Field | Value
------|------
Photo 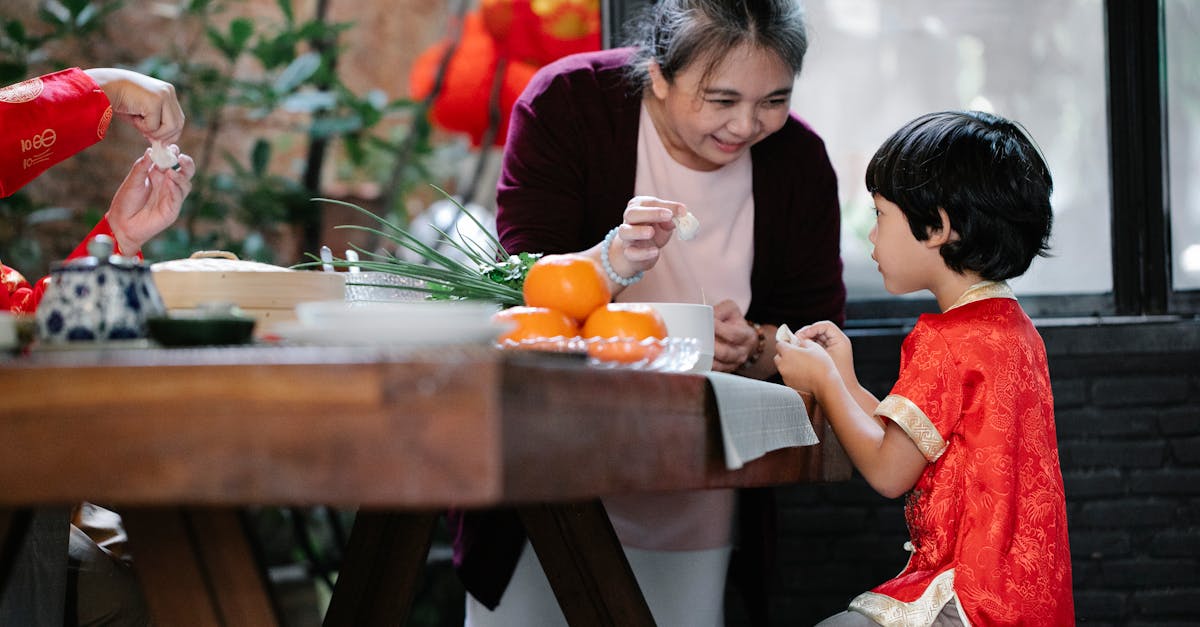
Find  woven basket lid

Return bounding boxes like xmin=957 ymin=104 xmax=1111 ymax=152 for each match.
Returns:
xmin=151 ymin=251 xmax=345 ymax=311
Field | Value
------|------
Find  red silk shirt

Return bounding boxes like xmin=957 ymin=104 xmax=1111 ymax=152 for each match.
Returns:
xmin=0 ymin=67 xmax=112 ymax=198
xmin=850 ymin=282 xmax=1074 ymax=626
xmin=1 ymin=68 xmax=120 ymax=313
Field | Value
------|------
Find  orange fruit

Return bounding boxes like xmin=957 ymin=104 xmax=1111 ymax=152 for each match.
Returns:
xmin=522 ymin=254 xmax=611 ymax=322
xmin=581 ymin=303 xmax=668 ymax=363
xmin=492 ymin=306 xmax=579 ymax=350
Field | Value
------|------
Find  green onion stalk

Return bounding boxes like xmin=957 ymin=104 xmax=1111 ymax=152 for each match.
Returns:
xmin=296 ymin=188 xmax=538 ymax=307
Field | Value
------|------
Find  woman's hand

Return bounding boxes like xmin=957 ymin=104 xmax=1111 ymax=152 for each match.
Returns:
xmin=106 ymin=146 xmax=195 ymax=255
xmin=84 ymin=68 xmax=185 ymax=145
xmin=711 ymin=299 xmax=760 ymax=373
xmin=606 ymin=196 xmax=687 ymax=278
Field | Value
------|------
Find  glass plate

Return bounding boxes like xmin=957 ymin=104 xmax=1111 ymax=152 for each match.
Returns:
xmin=496 ymin=336 xmax=700 ymax=372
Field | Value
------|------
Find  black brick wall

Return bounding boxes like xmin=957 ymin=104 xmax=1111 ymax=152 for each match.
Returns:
xmin=755 ymin=318 xmax=1200 ymax=625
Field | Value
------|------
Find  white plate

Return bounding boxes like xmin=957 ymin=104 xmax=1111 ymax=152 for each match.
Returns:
xmin=295 ymin=299 xmax=501 ymax=328
xmin=272 ymin=319 xmax=505 ymax=346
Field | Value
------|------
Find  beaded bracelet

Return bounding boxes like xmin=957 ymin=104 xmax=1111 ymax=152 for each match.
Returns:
xmin=740 ymin=321 xmax=766 ymax=370
xmin=600 ymin=226 xmax=644 ymax=287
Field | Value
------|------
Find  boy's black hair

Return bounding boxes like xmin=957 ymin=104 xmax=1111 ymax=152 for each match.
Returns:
xmin=865 ymin=111 xmax=1054 ymax=281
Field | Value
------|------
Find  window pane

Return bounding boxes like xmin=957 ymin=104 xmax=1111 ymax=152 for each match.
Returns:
xmin=1167 ymin=0 xmax=1200 ymax=291
xmin=792 ymin=0 xmax=1111 ymax=301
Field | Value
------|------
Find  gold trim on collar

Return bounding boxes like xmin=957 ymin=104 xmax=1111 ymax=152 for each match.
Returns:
xmin=876 ymin=395 xmax=946 ymax=462
xmin=946 ymin=281 xmax=1014 ymax=312
xmin=848 ymin=569 xmax=957 ymax=626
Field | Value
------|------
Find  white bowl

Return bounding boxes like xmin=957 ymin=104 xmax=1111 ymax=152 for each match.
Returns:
xmin=637 ymin=302 xmax=714 ymax=373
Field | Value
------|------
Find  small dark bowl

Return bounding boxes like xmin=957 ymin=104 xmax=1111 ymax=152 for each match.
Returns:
xmin=147 ymin=315 xmax=256 ymax=347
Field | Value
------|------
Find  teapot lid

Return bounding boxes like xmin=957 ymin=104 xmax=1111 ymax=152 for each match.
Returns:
xmin=54 ymin=234 xmax=143 ymax=270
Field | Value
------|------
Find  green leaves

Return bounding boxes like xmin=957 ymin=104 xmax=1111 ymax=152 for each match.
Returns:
xmin=300 ymin=193 xmax=535 ymax=307
xmin=207 ymin=17 xmax=254 ymax=62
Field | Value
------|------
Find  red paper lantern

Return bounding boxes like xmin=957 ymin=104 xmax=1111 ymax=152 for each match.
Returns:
xmin=409 ymin=12 xmax=539 ymax=147
xmin=481 ymin=0 xmax=600 ymax=66
xmin=531 ymin=0 xmax=601 ymax=61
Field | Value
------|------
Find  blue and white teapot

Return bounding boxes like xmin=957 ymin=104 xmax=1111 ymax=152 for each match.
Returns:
xmin=35 ymin=235 xmax=166 ymax=343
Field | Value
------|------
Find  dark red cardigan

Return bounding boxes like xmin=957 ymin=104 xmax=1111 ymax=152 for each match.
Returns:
xmin=454 ymin=47 xmax=847 ymax=624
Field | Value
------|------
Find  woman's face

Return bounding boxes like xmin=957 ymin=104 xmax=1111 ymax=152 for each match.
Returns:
xmin=647 ymin=43 xmax=794 ymax=171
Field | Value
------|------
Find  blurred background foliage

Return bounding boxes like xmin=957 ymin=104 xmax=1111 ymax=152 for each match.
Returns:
xmin=0 ymin=0 xmax=455 ymax=274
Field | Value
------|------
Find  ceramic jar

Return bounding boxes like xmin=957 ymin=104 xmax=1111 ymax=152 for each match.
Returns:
xmin=36 ymin=235 xmax=166 ymax=343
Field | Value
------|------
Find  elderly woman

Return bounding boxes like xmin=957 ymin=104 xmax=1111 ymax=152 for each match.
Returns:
xmin=453 ymin=1 xmax=846 ymax=625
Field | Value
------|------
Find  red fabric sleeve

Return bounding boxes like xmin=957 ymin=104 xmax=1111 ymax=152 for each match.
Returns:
xmin=5 ymin=217 xmax=135 ymax=314
xmin=1 ymin=263 xmax=34 ymax=314
xmin=0 ymin=68 xmax=112 ymax=198
xmin=65 ymin=215 xmax=133 ymax=260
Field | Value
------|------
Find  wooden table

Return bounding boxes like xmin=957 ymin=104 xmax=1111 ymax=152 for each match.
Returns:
xmin=0 ymin=345 xmax=850 ymax=626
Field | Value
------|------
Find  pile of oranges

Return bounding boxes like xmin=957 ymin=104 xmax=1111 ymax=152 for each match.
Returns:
xmin=492 ymin=254 xmax=667 ymax=363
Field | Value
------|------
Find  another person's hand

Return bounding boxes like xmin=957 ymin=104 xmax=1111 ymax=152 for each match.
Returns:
xmin=106 ymin=146 xmax=195 ymax=255
xmin=712 ymin=299 xmax=760 ymax=372
xmin=607 ymin=196 xmax=687 ymax=277
xmin=83 ymin=68 xmax=185 ymax=145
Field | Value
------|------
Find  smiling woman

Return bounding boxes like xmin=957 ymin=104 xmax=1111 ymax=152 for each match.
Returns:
xmin=642 ymin=43 xmax=795 ymax=171
xmin=464 ymin=0 xmax=847 ymax=624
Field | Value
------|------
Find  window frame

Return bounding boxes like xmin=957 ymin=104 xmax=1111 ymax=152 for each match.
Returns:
xmin=601 ymin=0 xmax=1192 ymax=322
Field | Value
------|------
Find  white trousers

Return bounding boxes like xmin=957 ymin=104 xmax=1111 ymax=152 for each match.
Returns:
xmin=465 ymin=540 xmax=731 ymax=627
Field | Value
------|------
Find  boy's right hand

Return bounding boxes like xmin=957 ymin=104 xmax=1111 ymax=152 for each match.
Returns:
xmin=796 ymin=321 xmax=854 ymax=374
xmin=775 ymin=339 xmax=840 ymax=400
xmin=776 ymin=320 xmax=858 ymax=400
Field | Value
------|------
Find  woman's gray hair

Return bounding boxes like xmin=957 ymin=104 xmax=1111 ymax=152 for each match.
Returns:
xmin=623 ymin=0 xmax=808 ymax=89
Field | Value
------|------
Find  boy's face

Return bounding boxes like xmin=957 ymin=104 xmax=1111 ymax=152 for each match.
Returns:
xmin=646 ymin=43 xmax=793 ymax=172
xmin=868 ymin=194 xmax=945 ymax=295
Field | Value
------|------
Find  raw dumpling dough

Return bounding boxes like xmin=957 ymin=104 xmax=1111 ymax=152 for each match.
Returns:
xmin=674 ymin=211 xmax=700 ymax=240
xmin=150 ymin=140 xmax=180 ymax=171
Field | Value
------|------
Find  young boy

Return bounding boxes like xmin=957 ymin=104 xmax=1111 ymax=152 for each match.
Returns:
xmin=775 ymin=111 xmax=1073 ymax=626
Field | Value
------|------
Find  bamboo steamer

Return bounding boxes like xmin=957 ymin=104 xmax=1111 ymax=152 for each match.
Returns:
xmin=151 ymin=251 xmax=345 ymax=334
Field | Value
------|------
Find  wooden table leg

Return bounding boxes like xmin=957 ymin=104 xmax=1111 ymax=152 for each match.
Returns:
xmin=518 ymin=500 xmax=656 ymax=627
xmin=323 ymin=510 xmax=438 ymax=627
xmin=121 ymin=507 xmax=279 ymax=627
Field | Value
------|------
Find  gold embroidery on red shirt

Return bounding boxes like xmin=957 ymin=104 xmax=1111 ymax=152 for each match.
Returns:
xmin=0 ymin=77 xmax=44 ymax=103
xmin=97 ymin=106 xmax=112 ymax=140
xmin=876 ymin=394 xmax=946 ymax=461
xmin=850 ymin=569 xmax=956 ymax=626
xmin=947 ymin=281 xmax=1015 ymax=311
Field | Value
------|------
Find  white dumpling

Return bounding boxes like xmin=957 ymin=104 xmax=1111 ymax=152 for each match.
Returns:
xmin=776 ymin=323 xmax=797 ymax=345
xmin=150 ymin=140 xmax=180 ymax=171
xmin=674 ymin=211 xmax=700 ymax=241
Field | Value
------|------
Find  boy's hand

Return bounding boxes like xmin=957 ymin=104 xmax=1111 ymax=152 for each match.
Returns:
xmin=797 ymin=321 xmax=856 ymax=384
xmin=775 ymin=339 xmax=840 ymax=399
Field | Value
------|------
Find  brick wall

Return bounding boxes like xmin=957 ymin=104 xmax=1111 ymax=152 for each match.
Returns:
xmin=754 ymin=318 xmax=1200 ymax=625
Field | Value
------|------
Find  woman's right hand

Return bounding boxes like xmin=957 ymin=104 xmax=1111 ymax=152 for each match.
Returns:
xmin=607 ymin=196 xmax=688 ymax=278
